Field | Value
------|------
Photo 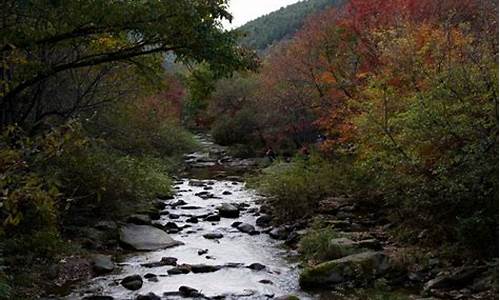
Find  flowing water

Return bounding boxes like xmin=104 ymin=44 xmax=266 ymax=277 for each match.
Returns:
xmin=69 ymin=135 xmax=314 ymax=299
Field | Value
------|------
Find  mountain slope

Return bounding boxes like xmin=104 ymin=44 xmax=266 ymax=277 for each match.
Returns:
xmin=237 ymin=0 xmax=343 ymax=50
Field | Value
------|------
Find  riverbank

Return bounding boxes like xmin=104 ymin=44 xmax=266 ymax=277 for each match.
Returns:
xmin=23 ymin=134 xmax=497 ymax=300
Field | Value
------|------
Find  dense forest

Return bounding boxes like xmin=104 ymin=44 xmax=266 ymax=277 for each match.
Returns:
xmin=0 ymin=0 xmax=498 ymax=299
xmin=238 ymin=0 xmax=342 ymax=50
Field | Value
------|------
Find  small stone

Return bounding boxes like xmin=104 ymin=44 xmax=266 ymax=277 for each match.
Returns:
xmin=231 ymin=221 xmax=242 ymax=228
xmin=205 ymin=215 xmax=220 ymax=222
xmin=190 ymin=264 xmax=221 ymax=273
xmin=218 ymin=203 xmax=239 ymax=218
xmin=203 ymin=232 xmax=223 ymax=239
xmin=186 ymin=216 xmax=198 ymax=223
xmin=179 ymin=286 xmax=201 ymax=297
xmin=168 ymin=264 xmax=191 ymax=275
xmin=136 ymin=292 xmax=161 ymax=300
xmin=259 ymin=279 xmax=273 ymax=285
xmin=247 ymin=263 xmax=266 ymax=271
xmin=237 ymin=223 xmax=256 ymax=234
xmin=198 ymin=249 xmax=209 ymax=255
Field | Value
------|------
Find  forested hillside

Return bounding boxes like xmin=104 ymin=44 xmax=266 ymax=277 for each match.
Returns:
xmin=1 ymin=0 xmax=498 ymax=299
xmin=238 ymin=0 xmax=342 ymax=50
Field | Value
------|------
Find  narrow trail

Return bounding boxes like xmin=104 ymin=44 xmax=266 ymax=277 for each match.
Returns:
xmin=69 ymin=135 xmax=313 ymax=299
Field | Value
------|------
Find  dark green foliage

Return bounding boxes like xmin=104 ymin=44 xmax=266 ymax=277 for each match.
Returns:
xmin=251 ymin=155 xmax=339 ymax=221
xmin=299 ymin=225 xmax=349 ymax=263
xmin=211 ymin=110 xmax=260 ymax=146
xmin=238 ymin=0 xmax=343 ymax=50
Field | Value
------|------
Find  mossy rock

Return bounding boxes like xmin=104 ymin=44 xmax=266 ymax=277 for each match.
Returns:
xmin=299 ymin=251 xmax=391 ymax=288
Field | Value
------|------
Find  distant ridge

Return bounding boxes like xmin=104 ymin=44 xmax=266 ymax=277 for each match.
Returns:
xmin=237 ymin=0 xmax=343 ymax=51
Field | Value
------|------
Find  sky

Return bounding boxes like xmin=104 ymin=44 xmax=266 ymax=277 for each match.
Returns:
xmin=222 ymin=0 xmax=302 ymax=29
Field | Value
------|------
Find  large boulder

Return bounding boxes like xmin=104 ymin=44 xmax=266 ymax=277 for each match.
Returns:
xmin=218 ymin=203 xmax=239 ymax=218
xmin=299 ymin=251 xmax=391 ymax=288
xmin=91 ymin=254 xmax=114 ymax=274
xmin=119 ymin=224 xmax=183 ymax=251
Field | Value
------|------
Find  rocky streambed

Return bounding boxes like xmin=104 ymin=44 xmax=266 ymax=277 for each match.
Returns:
xmin=66 ymin=135 xmax=496 ymax=300
xmin=67 ymin=136 xmax=310 ymax=299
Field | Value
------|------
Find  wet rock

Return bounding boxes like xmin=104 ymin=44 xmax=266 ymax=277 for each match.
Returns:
xmin=171 ymin=200 xmax=187 ymax=207
xmin=141 ymin=257 xmax=177 ymax=268
xmin=247 ymin=263 xmax=266 ymax=271
xmin=203 ymin=186 xmax=213 ymax=190
xmin=256 ymin=215 xmax=273 ymax=227
xmin=224 ymin=262 xmax=244 ymax=268
xmin=237 ymin=223 xmax=257 ymax=234
xmin=188 ymin=180 xmax=206 ymax=187
xmin=83 ymin=296 xmax=114 ymax=300
xmin=218 ymin=203 xmax=239 ymax=218
xmin=181 ymin=205 xmax=202 ymax=210
xmin=179 ymin=286 xmax=202 ymax=297
xmin=259 ymin=279 xmax=273 ymax=285
xmin=91 ymin=254 xmax=114 ymax=274
xmin=119 ymin=224 xmax=183 ymax=251
xmin=205 ymin=214 xmax=220 ymax=222
xmin=231 ymin=221 xmax=242 ymax=228
xmin=198 ymin=249 xmax=208 ymax=255
xmin=269 ymin=227 xmax=289 ymax=240
xmin=190 ymin=264 xmax=221 ymax=273
xmin=195 ymin=191 xmax=214 ymax=199
xmin=164 ymin=222 xmax=180 ymax=231
xmin=299 ymin=251 xmax=391 ymax=288
xmin=222 ymin=191 xmax=232 ymax=195
xmin=186 ymin=216 xmax=198 ymax=223
xmin=168 ymin=264 xmax=191 ymax=275
xmin=423 ymin=266 xmax=485 ymax=292
xmin=144 ymin=274 xmax=159 ymax=282
xmin=126 ymin=214 xmax=152 ymax=225
xmin=169 ymin=214 xmax=180 ymax=219
xmin=203 ymin=232 xmax=223 ymax=240
xmin=136 ymin=292 xmax=160 ymax=300
xmin=121 ymin=274 xmax=143 ymax=290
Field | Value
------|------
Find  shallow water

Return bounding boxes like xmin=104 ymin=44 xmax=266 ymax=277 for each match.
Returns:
xmin=68 ymin=136 xmax=415 ymax=300
xmin=68 ymin=137 xmax=314 ymax=299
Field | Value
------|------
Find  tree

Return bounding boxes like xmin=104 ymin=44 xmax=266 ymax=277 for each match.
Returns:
xmin=0 ymin=0 xmax=255 ymax=128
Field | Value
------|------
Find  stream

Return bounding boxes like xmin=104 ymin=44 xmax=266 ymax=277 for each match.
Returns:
xmin=69 ymin=135 xmax=315 ymax=300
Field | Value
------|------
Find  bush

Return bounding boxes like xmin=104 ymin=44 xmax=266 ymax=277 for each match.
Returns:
xmin=87 ymin=103 xmax=198 ymax=158
xmin=299 ymin=226 xmax=345 ymax=263
xmin=50 ymin=141 xmax=173 ymax=219
xmin=251 ymin=155 xmax=340 ymax=221
xmin=211 ymin=109 xmax=261 ymax=147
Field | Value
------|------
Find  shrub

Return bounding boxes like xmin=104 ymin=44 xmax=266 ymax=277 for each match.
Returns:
xmin=251 ymin=155 xmax=350 ymax=221
xmin=211 ymin=109 xmax=261 ymax=147
xmin=299 ymin=226 xmax=344 ymax=263
xmin=50 ymin=141 xmax=173 ymax=219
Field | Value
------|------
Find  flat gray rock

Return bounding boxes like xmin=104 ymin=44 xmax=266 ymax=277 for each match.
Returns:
xmin=119 ymin=224 xmax=183 ymax=251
